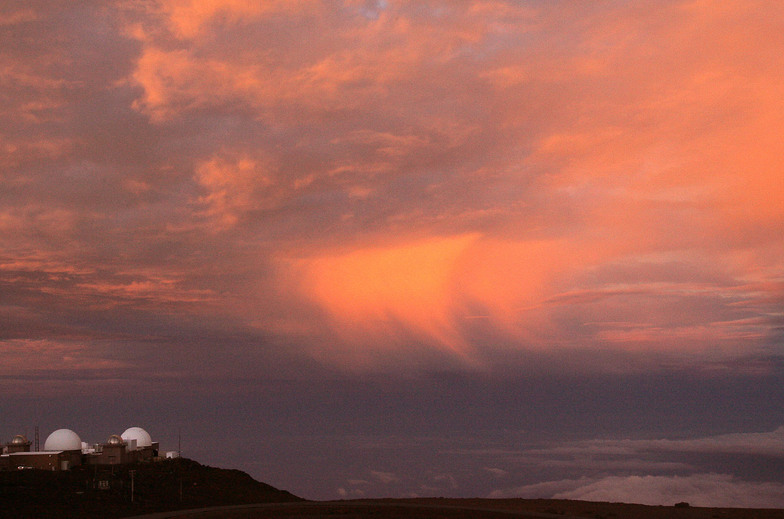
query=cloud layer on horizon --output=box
[491,473,784,508]
[2,0,784,383]
[318,425,784,505]
[481,427,784,507]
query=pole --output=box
[129,470,135,503]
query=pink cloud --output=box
[286,234,482,365]
[194,154,277,229]
[0,339,128,374]
[2,0,783,374]
[158,0,323,39]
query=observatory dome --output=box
[121,427,152,448]
[11,434,29,444]
[44,429,81,451]
[107,434,124,445]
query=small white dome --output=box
[121,427,152,448]
[44,429,82,451]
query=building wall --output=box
[6,452,63,471]
[7,442,31,454]
[85,443,135,465]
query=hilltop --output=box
[0,457,301,518]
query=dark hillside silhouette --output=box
[0,457,301,518]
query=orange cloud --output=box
[129,1,528,122]
[4,0,784,376]
[292,234,481,363]
[195,154,276,229]
[284,234,622,365]
[158,0,322,39]
[0,8,37,26]
[0,339,127,374]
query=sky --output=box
[2,0,784,507]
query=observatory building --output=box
[6,434,31,454]
[1,426,162,471]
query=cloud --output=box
[0,339,127,374]
[432,473,459,489]
[4,2,784,502]
[524,426,784,460]
[2,0,783,381]
[370,470,400,484]
[483,467,507,478]
[336,486,365,498]
[456,426,784,506]
[157,0,323,39]
[492,473,784,508]
[194,154,278,229]
[450,427,784,475]
[288,234,481,363]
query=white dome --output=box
[44,429,81,451]
[121,427,152,448]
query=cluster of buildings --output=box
[1,426,176,471]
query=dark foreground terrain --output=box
[124,500,784,519]
[0,458,300,518]
[3,461,784,519]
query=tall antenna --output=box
[34,398,40,451]
[178,428,181,455]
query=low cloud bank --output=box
[491,473,784,508]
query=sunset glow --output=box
[2,0,784,506]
